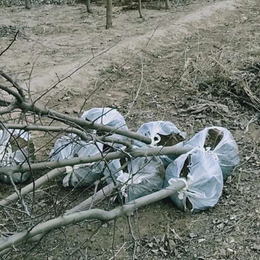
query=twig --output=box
[33,41,121,104]
[109,242,127,260]
[0,30,19,57]
[0,71,25,100]
[244,115,258,134]
[126,56,144,118]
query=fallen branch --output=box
[0,180,186,253]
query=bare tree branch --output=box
[0,168,66,207]
[0,103,17,115]
[4,123,133,147]
[0,84,23,103]
[0,77,152,143]
[0,145,192,176]
[0,71,25,100]
[0,180,186,253]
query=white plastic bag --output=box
[61,141,104,187]
[135,121,186,166]
[137,121,186,146]
[51,136,105,187]
[81,108,128,147]
[62,141,105,187]
[165,148,223,212]
[116,156,165,203]
[185,127,239,180]
[0,129,32,184]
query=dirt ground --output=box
[1,0,260,259]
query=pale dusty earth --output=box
[1,0,260,259]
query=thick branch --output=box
[0,168,66,207]
[65,181,119,215]
[0,71,148,143]
[0,145,192,176]
[22,101,151,144]
[0,180,185,253]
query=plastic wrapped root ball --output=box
[185,127,239,180]
[62,141,105,187]
[116,156,165,203]
[50,134,81,161]
[81,108,128,148]
[0,129,34,184]
[103,159,123,184]
[135,121,186,166]
[165,148,223,212]
[50,135,105,187]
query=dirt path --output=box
[1,0,239,95]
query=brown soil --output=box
[1,0,260,259]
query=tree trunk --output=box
[106,0,112,29]
[86,0,92,13]
[138,0,143,18]
[25,0,31,9]
[165,0,170,9]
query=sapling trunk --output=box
[25,0,31,9]
[106,0,113,29]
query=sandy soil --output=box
[1,0,260,259]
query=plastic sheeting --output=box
[185,127,239,180]
[0,129,32,184]
[165,148,223,212]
